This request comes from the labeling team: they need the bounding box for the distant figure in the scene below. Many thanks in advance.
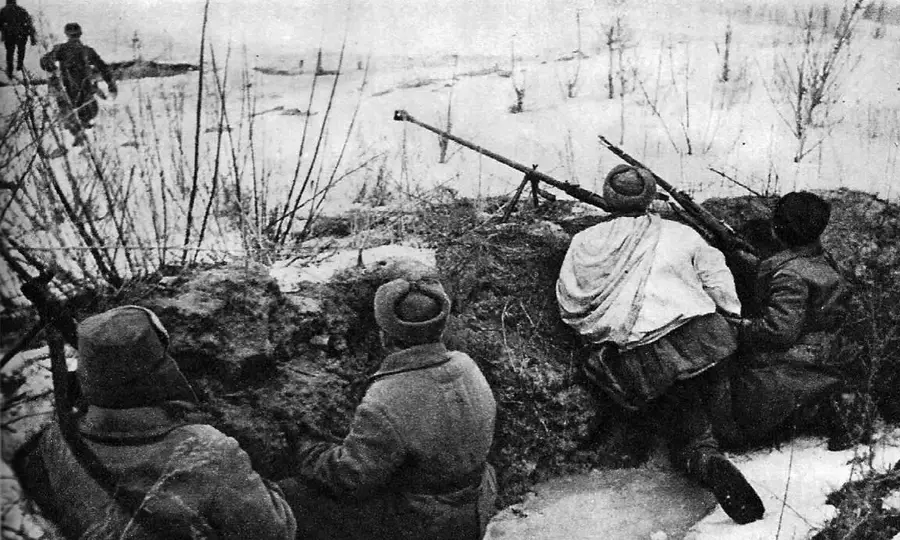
[556,165,765,525]
[0,0,37,78]
[12,306,297,539]
[40,22,117,146]
[279,277,498,540]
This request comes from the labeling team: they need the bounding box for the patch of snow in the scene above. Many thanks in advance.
[269,243,436,290]
[688,435,900,540]
[883,490,900,513]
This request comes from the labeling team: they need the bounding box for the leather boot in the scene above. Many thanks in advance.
[689,451,765,525]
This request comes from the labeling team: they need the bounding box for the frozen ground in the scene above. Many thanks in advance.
[487,434,900,540]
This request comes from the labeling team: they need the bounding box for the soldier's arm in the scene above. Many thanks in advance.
[39,46,59,72]
[205,433,298,540]
[0,7,9,33]
[87,47,116,91]
[26,10,37,42]
[693,235,742,316]
[742,269,807,348]
[294,399,405,500]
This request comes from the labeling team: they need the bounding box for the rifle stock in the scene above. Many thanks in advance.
[597,135,758,256]
[394,110,610,211]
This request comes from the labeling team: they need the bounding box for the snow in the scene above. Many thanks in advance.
[688,434,900,540]
[487,433,900,540]
[268,243,435,289]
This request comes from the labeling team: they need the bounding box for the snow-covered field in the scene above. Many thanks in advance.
[6,0,900,212]
[4,0,898,309]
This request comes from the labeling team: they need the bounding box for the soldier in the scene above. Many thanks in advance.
[279,277,498,540]
[556,164,764,524]
[40,22,117,146]
[12,306,297,539]
[0,0,36,78]
[728,192,856,449]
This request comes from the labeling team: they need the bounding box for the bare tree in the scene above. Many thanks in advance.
[766,0,866,161]
[509,37,525,114]
[438,55,458,163]
[717,20,733,82]
[603,16,631,100]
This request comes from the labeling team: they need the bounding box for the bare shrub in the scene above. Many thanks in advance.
[1,22,363,306]
[509,37,526,114]
[764,0,867,162]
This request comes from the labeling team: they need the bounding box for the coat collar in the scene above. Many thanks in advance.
[370,342,450,382]
[78,404,190,443]
[760,242,824,274]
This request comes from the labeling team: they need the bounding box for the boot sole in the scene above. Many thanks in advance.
[706,455,765,525]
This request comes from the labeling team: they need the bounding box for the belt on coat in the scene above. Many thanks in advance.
[402,464,487,496]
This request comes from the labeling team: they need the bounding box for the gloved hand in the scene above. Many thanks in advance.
[723,315,751,343]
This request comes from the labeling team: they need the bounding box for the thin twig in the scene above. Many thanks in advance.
[181,0,211,265]
[708,167,765,197]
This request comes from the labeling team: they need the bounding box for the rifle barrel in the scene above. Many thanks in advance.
[394,110,609,211]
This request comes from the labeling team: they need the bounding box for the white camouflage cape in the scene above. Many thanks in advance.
[556,214,662,346]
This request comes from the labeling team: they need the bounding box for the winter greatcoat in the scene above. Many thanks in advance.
[0,2,35,43]
[13,405,297,539]
[40,40,116,133]
[286,342,497,540]
[732,242,851,439]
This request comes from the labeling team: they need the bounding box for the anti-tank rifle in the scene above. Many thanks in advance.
[393,109,611,215]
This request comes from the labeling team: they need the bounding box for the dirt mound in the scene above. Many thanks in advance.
[108,60,198,81]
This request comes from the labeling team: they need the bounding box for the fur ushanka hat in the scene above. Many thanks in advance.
[77,306,197,408]
[602,164,657,213]
[374,278,451,346]
[772,191,831,247]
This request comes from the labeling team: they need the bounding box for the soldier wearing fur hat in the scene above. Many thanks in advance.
[727,192,854,448]
[279,277,498,540]
[556,164,764,524]
[12,306,297,539]
[40,22,117,147]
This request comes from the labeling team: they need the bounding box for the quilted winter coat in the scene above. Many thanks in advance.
[732,243,851,438]
[13,405,297,539]
[293,342,498,540]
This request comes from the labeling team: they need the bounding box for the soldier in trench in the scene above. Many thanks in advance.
[556,164,765,525]
[12,305,297,539]
[723,191,862,450]
[279,276,498,540]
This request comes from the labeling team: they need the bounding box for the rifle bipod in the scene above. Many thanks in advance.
[501,168,552,221]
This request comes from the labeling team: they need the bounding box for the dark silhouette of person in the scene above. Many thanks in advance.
[0,0,37,78]
[40,22,117,146]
